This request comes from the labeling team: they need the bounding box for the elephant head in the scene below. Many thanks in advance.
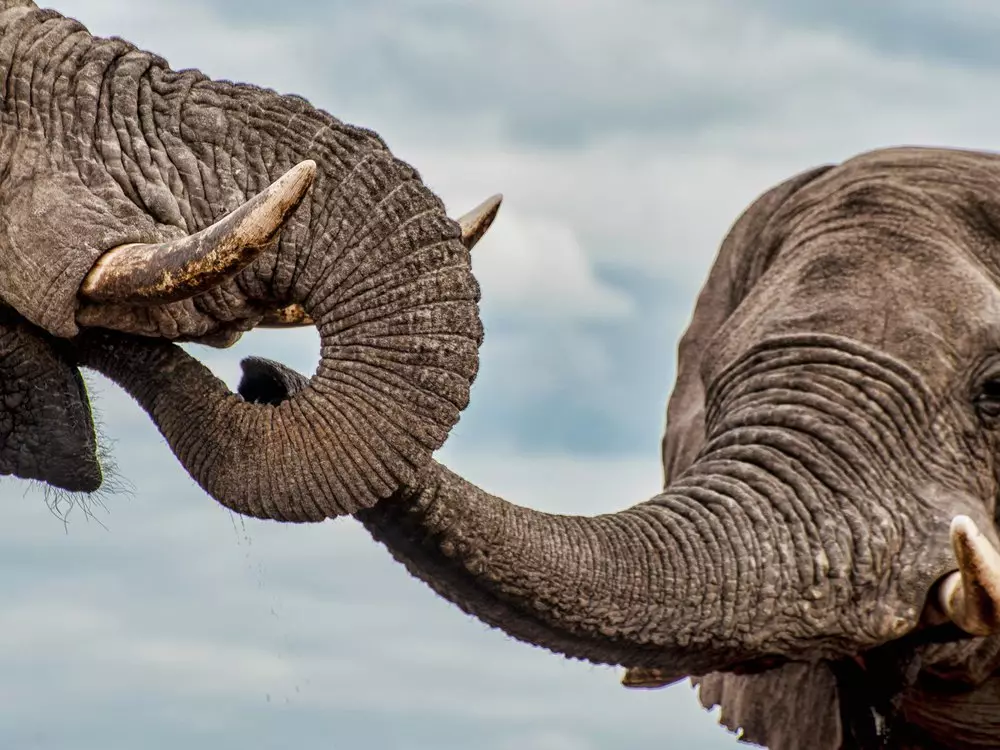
[86,146,1000,748]
[0,0,502,513]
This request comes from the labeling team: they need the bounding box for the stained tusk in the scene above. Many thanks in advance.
[621,667,682,690]
[939,515,1000,636]
[457,194,502,250]
[80,160,317,306]
[258,303,315,328]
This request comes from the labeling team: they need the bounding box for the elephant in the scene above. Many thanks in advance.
[82,145,1000,750]
[225,151,1000,749]
[0,0,503,511]
[7,2,1000,749]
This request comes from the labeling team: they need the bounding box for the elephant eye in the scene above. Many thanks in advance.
[975,379,1000,421]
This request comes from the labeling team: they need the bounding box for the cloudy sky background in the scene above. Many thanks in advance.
[5,1,1000,748]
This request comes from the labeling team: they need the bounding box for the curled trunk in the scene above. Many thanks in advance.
[75,177,481,520]
[18,5,487,518]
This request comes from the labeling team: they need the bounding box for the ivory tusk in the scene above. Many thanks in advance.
[80,160,316,306]
[457,194,502,250]
[939,515,1000,636]
[258,303,315,328]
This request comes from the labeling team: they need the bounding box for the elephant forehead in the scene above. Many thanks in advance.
[703,238,1000,389]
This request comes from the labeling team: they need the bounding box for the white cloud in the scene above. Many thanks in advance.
[472,211,633,320]
[472,327,619,404]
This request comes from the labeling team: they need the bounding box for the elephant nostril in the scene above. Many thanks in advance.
[237,356,309,406]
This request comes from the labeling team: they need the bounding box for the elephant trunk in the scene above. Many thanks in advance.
[0,6,484,517]
[77,149,482,520]
[354,333,994,673]
[233,349,969,675]
[356,459,918,676]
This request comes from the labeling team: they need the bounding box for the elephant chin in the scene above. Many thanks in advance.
[0,307,101,492]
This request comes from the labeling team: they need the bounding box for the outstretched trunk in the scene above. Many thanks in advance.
[3,4,482,518]
[91,342,975,682]
[358,461,861,675]
[349,333,970,676]
[356,441,952,679]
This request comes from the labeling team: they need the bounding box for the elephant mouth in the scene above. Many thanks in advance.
[0,305,101,493]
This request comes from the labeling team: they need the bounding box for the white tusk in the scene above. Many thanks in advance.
[939,515,1000,636]
[258,303,314,328]
[81,160,316,306]
[457,194,502,250]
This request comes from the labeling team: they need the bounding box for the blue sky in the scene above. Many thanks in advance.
[5,1,1000,748]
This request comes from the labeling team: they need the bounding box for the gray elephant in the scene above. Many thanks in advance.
[229,153,1000,749]
[5,2,1000,749]
[0,0,502,509]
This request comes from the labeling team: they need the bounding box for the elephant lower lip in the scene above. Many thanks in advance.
[0,307,102,493]
[63,365,102,493]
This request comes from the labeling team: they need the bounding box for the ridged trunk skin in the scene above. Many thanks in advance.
[1,5,483,516]
[229,344,964,678]
[354,332,966,678]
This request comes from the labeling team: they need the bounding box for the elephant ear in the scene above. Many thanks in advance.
[0,308,101,492]
[0,160,175,339]
[694,666,841,750]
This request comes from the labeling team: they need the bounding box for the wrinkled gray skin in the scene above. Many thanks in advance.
[6,3,1000,750]
[122,153,1000,749]
[0,0,482,516]
[232,153,1000,749]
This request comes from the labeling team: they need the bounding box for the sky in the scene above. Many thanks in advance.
[5,1,1000,748]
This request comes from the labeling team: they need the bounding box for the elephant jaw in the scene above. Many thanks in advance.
[0,307,100,492]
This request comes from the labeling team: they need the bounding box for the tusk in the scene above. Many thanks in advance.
[939,515,1000,636]
[457,194,502,250]
[258,303,314,328]
[621,667,682,690]
[80,160,317,306]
